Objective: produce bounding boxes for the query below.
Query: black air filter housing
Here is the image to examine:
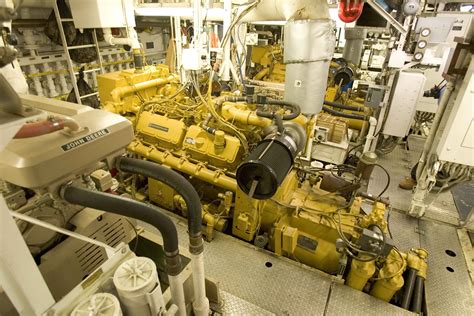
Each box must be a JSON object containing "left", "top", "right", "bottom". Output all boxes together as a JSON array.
[{"left": 236, "top": 135, "right": 296, "bottom": 200}]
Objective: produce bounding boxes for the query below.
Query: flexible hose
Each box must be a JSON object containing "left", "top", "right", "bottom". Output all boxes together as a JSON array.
[
  {"left": 322, "top": 106, "right": 369, "bottom": 121},
  {"left": 117, "top": 157, "right": 204, "bottom": 253},
  {"left": 225, "top": 96, "right": 301, "bottom": 120},
  {"left": 61, "top": 185, "right": 182, "bottom": 273}
]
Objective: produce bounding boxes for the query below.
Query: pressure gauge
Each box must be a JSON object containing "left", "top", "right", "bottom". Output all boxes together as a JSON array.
[
  {"left": 414, "top": 52, "right": 424, "bottom": 61},
  {"left": 417, "top": 40, "right": 427, "bottom": 49},
  {"left": 421, "top": 28, "right": 431, "bottom": 37}
]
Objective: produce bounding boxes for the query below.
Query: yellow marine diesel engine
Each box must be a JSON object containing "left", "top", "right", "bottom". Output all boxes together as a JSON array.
[{"left": 98, "top": 66, "right": 428, "bottom": 308}]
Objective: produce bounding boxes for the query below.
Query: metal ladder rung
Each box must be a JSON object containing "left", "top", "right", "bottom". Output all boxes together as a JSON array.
[
  {"left": 67, "top": 44, "right": 95, "bottom": 50},
  {"left": 79, "top": 92, "right": 98, "bottom": 99},
  {"left": 74, "top": 68, "right": 101, "bottom": 75},
  {"left": 61, "top": 18, "right": 74, "bottom": 22}
]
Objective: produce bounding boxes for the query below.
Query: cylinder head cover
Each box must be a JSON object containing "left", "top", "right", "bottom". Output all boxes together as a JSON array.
[{"left": 236, "top": 134, "right": 297, "bottom": 200}]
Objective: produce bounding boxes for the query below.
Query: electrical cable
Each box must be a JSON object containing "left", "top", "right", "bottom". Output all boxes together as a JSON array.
[{"left": 373, "top": 163, "right": 391, "bottom": 198}]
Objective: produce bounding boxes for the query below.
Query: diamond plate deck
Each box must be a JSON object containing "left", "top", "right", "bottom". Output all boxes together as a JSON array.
[
  {"left": 388, "top": 209, "right": 421, "bottom": 252},
  {"left": 419, "top": 220, "right": 474, "bottom": 315},
  {"left": 212, "top": 290, "right": 274, "bottom": 315},
  {"left": 325, "top": 283, "right": 413, "bottom": 315},
  {"left": 368, "top": 135, "right": 459, "bottom": 224}
]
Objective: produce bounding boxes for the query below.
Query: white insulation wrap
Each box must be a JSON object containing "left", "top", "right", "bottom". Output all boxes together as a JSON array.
[
  {"left": 241, "top": 0, "right": 330, "bottom": 21},
  {"left": 113, "top": 257, "right": 165, "bottom": 316},
  {"left": 284, "top": 19, "right": 335, "bottom": 114},
  {"left": 71, "top": 293, "right": 122, "bottom": 316}
]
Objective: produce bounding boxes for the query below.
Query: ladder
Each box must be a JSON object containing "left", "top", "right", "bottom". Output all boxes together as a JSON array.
[{"left": 52, "top": 1, "right": 104, "bottom": 105}]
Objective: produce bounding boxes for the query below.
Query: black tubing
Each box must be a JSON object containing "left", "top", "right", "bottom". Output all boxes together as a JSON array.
[
  {"left": 411, "top": 276, "right": 424, "bottom": 313},
  {"left": 226, "top": 96, "right": 301, "bottom": 120},
  {"left": 264, "top": 99, "right": 300, "bottom": 120},
  {"left": 324, "top": 100, "right": 364, "bottom": 112},
  {"left": 322, "top": 106, "right": 369, "bottom": 121},
  {"left": 401, "top": 268, "right": 417, "bottom": 310},
  {"left": 117, "top": 157, "right": 203, "bottom": 253},
  {"left": 62, "top": 186, "right": 182, "bottom": 274}
]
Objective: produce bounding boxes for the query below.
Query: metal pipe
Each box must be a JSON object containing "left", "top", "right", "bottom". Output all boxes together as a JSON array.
[
  {"left": 128, "top": 141, "right": 237, "bottom": 191},
  {"left": 401, "top": 268, "right": 417, "bottom": 310},
  {"left": 9, "top": 211, "right": 115, "bottom": 254},
  {"left": 364, "top": 116, "right": 377, "bottom": 153},
  {"left": 416, "top": 81, "right": 454, "bottom": 179},
  {"left": 61, "top": 185, "right": 186, "bottom": 314},
  {"left": 411, "top": 276, "right": 425, "bottom": 313},
  {"left": 110, "top": 75, "right": 178, "bottom": 103},
  {"left": 14, "top": 116, "right": 80, "bottom": 139},
  {"left": 221, "top": 102, "right": 273, "bottom": 128}
]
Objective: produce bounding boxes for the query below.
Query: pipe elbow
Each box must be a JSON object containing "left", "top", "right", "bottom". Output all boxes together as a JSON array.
[
  {"left": 62, "top": 116, "right": 80, "bottom": 132},
  {"left": 369, "top": 116, "right": 377, "bottom": 126}
]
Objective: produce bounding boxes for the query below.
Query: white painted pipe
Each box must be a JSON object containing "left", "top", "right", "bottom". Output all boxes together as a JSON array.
[
  {"left": 103, "top": 28, "right": 140, "bottom": 49},
  {"left": 62, "top": 116, "right": 81, "bottom": 132},
  {"left": 191, "top": 252, "right": 209, "bottom": 316},
  {"left": 168, "top": 274, "right": 186, "bottom": 316},
  {"left": 364, "top": 116, "right": 377, "bottom": 153},
  {"left": 10, "top": 211, "right": 115, "bottom": 253}
]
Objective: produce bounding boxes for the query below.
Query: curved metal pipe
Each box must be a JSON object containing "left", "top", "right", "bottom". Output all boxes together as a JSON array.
[
  {"left": 14, "top": 116, "right": 80, "bottom": 139},
  {"left": 110, "top": 75, "right": 178, "bottom": 103}
]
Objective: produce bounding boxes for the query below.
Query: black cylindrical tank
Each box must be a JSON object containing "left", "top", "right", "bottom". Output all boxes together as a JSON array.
[{"left": 236, "top": 134, "right": 297, "bottom": 200}]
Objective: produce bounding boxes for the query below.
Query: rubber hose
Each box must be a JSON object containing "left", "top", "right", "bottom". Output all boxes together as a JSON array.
[
  {"left": 265, "top": 99, "right": 300, "bottom": 120},
  {"left": 117, "top": 157, "right": 203, "bottom": 240},
  {"left": 322, "top": 106, "right": 369, "bottom": 121},
  {"left": 226, "top": 96, "right": 301, "bottom": 120},
  {"left": 411, "top": 276, "right": 424, "bottom": 313},
  {"left": 62, "top": 186, "right": 179, "bottom": 256},
  {"left": 324, "top": 100, "right": 363, "bottom": 112},
  {"left": 401, "top": 268, "right": 417, "bottom": 310}
]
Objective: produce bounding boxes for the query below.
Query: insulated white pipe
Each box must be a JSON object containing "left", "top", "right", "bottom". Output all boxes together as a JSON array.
[
  {"left": 240, "top": 0, "right": 330, "bottom": 21},
  {"left": 191, "top": 252, "right": 209, "bottom": 316},
  {"left": 364, "top": 116, "right": 377, "bottom": 153},
  {"left": 168, "top": 274, "right": 186, "bottom": 316}
]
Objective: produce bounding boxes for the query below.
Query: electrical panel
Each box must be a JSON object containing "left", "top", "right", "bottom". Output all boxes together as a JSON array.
[
  {"left": 383, "top": 71, "right": 426, "bottom": 137},
  {"left": 436, "top": 62, "right": 474, "bottom": 166}
]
